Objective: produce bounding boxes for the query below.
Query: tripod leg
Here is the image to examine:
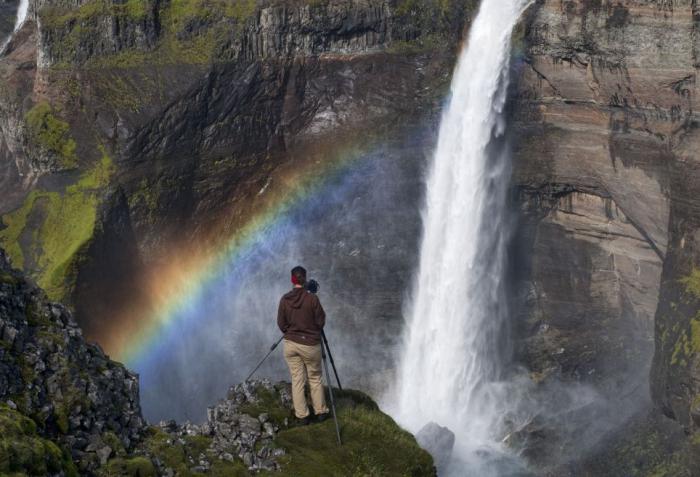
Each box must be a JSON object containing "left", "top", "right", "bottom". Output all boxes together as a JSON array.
[
  {"left": 322, "top": 346, "right": 342, "bottom": 446},
  {"left": 322, "top": 331, "right": 343, "bottom": 390},
  {"left": 245, "top": 336, "right": 284, "bottom": 382}
]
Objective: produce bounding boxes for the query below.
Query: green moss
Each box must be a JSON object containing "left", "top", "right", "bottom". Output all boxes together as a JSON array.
[
  {"left": 239, "top": 385, "right": 294, "bottom": 427},
  {"left": 25, "top": 102, "right": 78, "bottom": 169},
  {"left": 106, "top": 388, "right": 430, "bottom": 477},
  {"left": 0, "top": 191, "right": 40, "bottom": 270},
  {"left": 209, "top": 460, "right": 249, "bottom": 476},
  {"left": 102, "top": 432, "right": 127, "bottom": 457},
  {"left": 680, "top": 268, "right": 700, "bottom": 299},
  {"left": 691, "top": 317, "right": 700, "bottom": 353},
  {"left": 48, "top": 0, "right": 258, "bottom": 69},
  {"left": 101, "top": 456, "right": 156, "bottom": 476},
  {"left": 395, "top": 0, "right": 458, "bottom": 19},
  {"left": 128, "top": 178, "right": 160, "bottom": 219},
  {"left": 223, "top": 0, "right": 256, "bottom": 20},
  {"left": 0, "top": 404, "right": 77, "bottom": 476},
  {"left": 270, "top": 397, "right": 434, "bottom": 477},
  {"left": 671, "top": 332, "right": 690, "bottom": 366},
  {"left": 41, "top": 0, "right": 150, "bottom": 29},
  {"left": 0, "top": 152, "right": 114, "bottom": 302}
]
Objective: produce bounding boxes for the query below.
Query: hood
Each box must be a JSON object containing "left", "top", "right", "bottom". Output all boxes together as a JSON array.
[{"left": 283, "top": 287, "right": 307, "bottom": 309}]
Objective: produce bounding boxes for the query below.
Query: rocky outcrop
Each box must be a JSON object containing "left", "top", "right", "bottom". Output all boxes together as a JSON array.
[
  {"left": 511, "top": 0, "right": 700, "bottom": 469},
  {"left": 0, "top": 247, "right": 145, "bottom": 473}
]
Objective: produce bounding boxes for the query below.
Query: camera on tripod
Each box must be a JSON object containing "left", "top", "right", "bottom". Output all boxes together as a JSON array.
[{"left": 306, "top": 279, "right": 320, "bottom": 294}]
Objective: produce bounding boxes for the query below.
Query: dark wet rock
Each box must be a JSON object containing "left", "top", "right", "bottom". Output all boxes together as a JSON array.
[{"left": 415, "top": 421, "right": 455, "bottom": 473}]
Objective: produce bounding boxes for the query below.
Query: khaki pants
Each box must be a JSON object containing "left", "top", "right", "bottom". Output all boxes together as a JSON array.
[{"left": 283, "top": 339, "right": 329, "bottom": 418}]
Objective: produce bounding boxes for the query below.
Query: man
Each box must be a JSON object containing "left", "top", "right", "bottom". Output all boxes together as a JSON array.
[{"left": 277, "top": 266, "right": 329, "bottom": 424}]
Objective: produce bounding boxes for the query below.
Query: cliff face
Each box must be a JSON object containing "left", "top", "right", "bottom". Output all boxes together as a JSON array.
[
  {"left": 512, "top": 0, "right": 700, "bottom": 467},
  {"left": 0, "top": 0, "right": 476, "bottom": 344}
]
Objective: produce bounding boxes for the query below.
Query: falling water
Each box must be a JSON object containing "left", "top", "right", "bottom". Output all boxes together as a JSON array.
[
  {"left": 393, "top": 0, "right": 530, "bottom": 474},
  {"left": 1, "top": 0, "right": 29, "bottom": 54}
]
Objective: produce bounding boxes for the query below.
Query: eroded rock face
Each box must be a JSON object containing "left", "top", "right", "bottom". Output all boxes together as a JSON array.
[
  {"left": 511, "top": 0, "right": 700, "bottom": 465},
  {"left": 0, "top": 0, "right": 475, "bottom": 332}
]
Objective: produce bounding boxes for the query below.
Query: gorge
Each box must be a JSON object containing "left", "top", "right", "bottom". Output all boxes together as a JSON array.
[{"left": 1, "top": 0, "right": 700, "bottom": 475}]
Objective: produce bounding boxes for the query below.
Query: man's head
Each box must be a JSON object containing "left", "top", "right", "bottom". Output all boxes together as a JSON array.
[{"left": 291, "top": 266, "right": 307, "bottom": 287}]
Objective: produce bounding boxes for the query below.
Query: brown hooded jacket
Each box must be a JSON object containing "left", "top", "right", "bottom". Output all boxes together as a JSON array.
[{"left": 277, "top": 287, "right": 326, "bottom": 345}]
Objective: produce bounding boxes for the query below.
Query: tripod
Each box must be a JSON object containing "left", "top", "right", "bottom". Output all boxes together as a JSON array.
[
  {"left": 321, "top": 330, "right": 342, "bottom": 390},
  {"left": 245, "top": 336, "right": 284, "bottom": 382},
  {"left": 321, "top": 340, "right": 342, "bottom": 446}
]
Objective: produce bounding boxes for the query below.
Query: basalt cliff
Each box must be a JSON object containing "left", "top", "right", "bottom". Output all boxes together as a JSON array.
[{"left": 2, "top": 0, "right": 700, "bottom": 475}]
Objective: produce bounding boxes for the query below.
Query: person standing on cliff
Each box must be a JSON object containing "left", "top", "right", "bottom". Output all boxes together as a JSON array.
[{"left": 277, "top": 265, "right": 330, "bottom": 424}]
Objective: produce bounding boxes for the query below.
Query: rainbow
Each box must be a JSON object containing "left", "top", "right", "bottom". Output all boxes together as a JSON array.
[{"left": 108, "top": 139, "right": 379, "bottom": 367}]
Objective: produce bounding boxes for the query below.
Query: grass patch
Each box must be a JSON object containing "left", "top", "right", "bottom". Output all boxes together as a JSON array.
[
  {"left": 266, "top": 389, "right": 434, "bottom": 477},
  {"left": 100, "top": 456, "right": 156, "bottom": 476},
  {"left": 41, "top": 0, "right": 150, "bottom": 28},
  {"left": 680, "top": 268, "right": 700, "bottom": 299},
  {"left": 239, "top": 385, "right": 294, "bottom": 427},
  {"left": 0, "top": 151, "right": 114, "bottom": 302},
  {"left": 0, "top": 404, "right": 78, "bottom": 476},
  {"left": 25, "top": 102, "right": 78, "bottom": 169}
]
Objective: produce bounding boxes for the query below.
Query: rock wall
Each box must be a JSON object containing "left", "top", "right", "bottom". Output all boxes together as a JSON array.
[
  {"left": 512, "top": 0, "right": 700, "bottom": 465},
  {"left": 0, "top": 0, "right": 476, "bottom": 324}
]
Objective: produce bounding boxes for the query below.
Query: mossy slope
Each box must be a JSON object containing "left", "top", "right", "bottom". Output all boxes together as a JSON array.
[
  {"left": 0, "top": 150, "right": 114, "bottom": 302},
  {"left": 0, "top": 404, "right": 78, "bottom": 476}
]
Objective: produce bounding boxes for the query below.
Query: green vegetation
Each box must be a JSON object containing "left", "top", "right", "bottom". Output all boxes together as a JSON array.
[
  {"left": 42, "top": 0, "right": 259, "bottom": 69},
  {"left": 0, "top": 151, "right": 114, "bottom": 302},
  {"left": 246, "top": 387, "right": 433, "bottom": 476},
  {"left": 25, "top": 102, "right": 78, "bottom": 169},
  {"left": 0, "top": 404, "right": 78, "bottom": 476},
  {"left": 41, "top": 0, "right": 150, "bottom": 29},
  {"left": 100, "top": 428, "right": 249, "bottom": 477},
  {"left": 239, "top": 385, "right": 294, "bottom": 426},
  {"left": 99, "top": 388, "right": 432, "bottom": 476},
  {"left": 271, "top": 402, "right": 434, "bottom": 476},
  {"left": 100, "top": 456, "right": 157, "bottom": 477},
  {"left": 584, "top": 417, "right": 697, "bottom": 477},
  {"left": 680, "top": 267, "right": 700, "bottom": 299}
]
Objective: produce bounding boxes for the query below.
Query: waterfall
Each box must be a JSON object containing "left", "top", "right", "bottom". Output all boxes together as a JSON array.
[
  {"left": 392, "top": 0, "right": 530, "bottom": 474},
  {"left": 2, "top": 0, "right": 29, "bottom": 54}
]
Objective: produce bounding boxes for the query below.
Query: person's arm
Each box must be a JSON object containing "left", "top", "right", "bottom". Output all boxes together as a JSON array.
[
  {"left": 277, "top": 299, "right": 288, "bottom": 334},
  {"left": 313, "top": 296, "right": 326, "bottom": 329}
]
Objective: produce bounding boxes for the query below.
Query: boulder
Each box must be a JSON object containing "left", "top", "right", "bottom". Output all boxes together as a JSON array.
[{"left": 415, "top": 421, "right": 455, "bottom": 473}]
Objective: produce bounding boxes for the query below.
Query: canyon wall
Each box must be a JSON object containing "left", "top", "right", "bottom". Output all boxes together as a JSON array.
[{"left": 513, "top": 0, "right": 700, "bottom": 471}]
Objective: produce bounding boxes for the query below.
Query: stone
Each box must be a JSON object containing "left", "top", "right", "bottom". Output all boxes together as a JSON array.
[
  {"left": 239, "top": 414, "right": 261, "bottom": 435},
  {"left": 415, "top": 422, "right": 455, "bottom": 473},
  {"left": 96, "top": 446, "right": 112, "bottom": 465}
]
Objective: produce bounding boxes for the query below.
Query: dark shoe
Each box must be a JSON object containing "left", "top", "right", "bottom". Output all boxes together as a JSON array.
[
  {"left": 295, "top": 416, "right": 311, "bottom": 426},
  {"left": 316, "top": 413, "right": 330, "bottom": 423}
]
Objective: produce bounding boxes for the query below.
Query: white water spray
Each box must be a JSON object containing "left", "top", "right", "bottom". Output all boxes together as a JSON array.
[
  {"left": 393, "top": 0, "right": 529, "bottom": 474},
  {"left": 2, "top": 0, "right": 29, "bottom": 54}
]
